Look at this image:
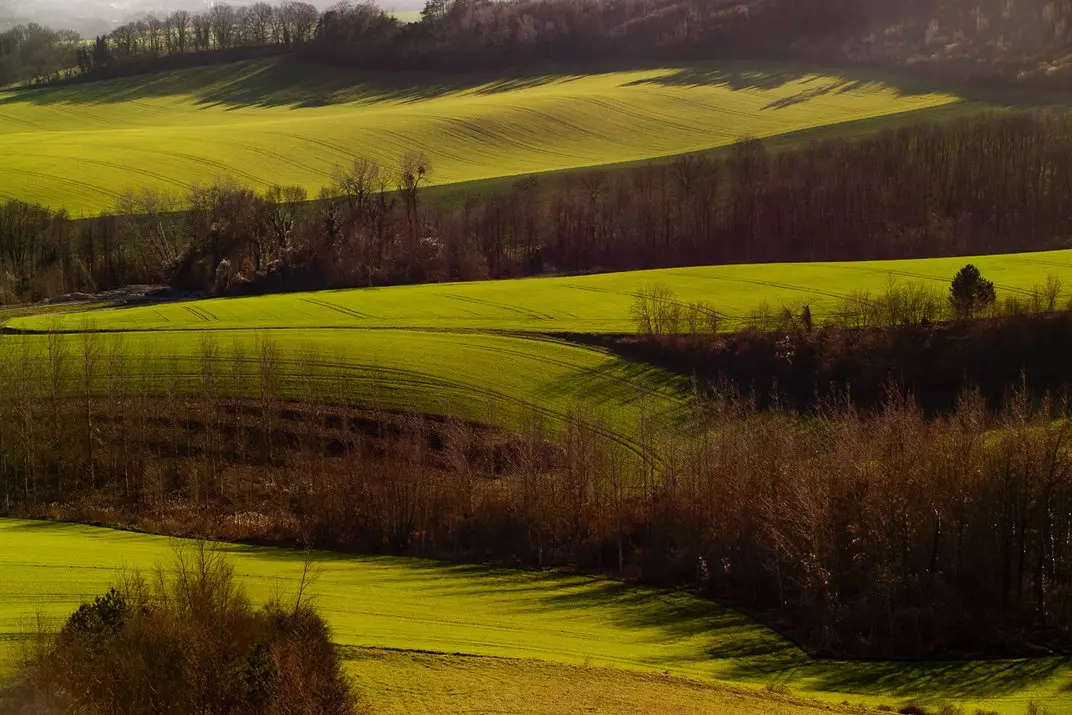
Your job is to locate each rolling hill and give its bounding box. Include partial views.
[0,57,967,214]
[13,247,1072,335]
[1,518,1068,714]
[5,249,1069,450]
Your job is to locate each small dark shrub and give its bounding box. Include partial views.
[3,543,362,715]
[950,264,996,319]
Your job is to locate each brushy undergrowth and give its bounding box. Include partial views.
[0,543,361,715]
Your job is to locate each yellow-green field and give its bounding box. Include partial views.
[6,249,1069,445]
[15,248,1071,334]
[0,57,968,213]
[1,519,1068,714]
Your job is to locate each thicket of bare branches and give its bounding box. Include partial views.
[2,543,359,715]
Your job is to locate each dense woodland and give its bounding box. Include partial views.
[8,0,1072,87]
[3,112,1071,304]
[4,319,1072,657]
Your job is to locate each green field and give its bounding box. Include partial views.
[0,57,967,214]
[6,249,1069,443]
[0,518,1068,713]
[0,328,687,448]
[14,248,1072,335]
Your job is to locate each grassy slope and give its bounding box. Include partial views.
[0,57,963,214]
[17,248,1072,334]
[0,518,1068,713]
[349,649,872,715]
[0,329,687,444]
[8,249,1069,441]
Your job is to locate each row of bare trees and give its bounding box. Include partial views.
[5,328,1072,657]
[74,1,319,78]
[57,0,1072,84]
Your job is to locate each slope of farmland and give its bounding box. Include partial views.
[14,248,1072,334]
[0,328,687,444]
[0,518,1068,714]
[0,57,967,213]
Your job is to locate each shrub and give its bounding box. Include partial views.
[4,543,361,715]
[950,264,996,319]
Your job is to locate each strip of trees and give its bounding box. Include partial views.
[15,0,1072,87]
[0,23,82,86]
[5,325,1072,657]
[4,112,1072,305]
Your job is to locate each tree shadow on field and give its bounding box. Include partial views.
[621,63,949,111]
[538,356,691,420]
[622,62,1072,111]
[0,56,581,110]
[784,657,1071,701]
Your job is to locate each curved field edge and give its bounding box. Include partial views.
[0,57,964,213]
[0,329,688,446]
[17,248,1072,334]
[0,518,1068,714]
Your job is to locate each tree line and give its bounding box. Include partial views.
[4,112,1072,304]
[5,327,1072,657]
[15,0,1072,87]
[0,23,81,86]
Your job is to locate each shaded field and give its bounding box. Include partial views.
[1,518,1069,713]
[14,248,1072,334]
[0,57,965,213]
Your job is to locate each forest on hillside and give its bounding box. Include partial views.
[5,0,1072,87]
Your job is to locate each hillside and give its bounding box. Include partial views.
[1,518,1066,714]
[0,57,965,213]
[5,249,1069,450]
[14,248,1072,334]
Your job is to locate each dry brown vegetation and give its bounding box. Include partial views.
[1,543,359,715]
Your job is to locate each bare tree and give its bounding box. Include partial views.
[209,4,237,50]
[248,2,276,45]
[167,10,191,55]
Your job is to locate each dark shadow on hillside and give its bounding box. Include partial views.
[538,355,690,411]
[621,64,940,103]
[623,63,1072,110]
[715,654,1072,700]
[0,56,582,110]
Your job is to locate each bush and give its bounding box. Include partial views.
[950,264,997,319]
[3,543,361,715]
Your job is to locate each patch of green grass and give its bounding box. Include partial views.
[0,518,1069,713]
[0,57,965,214]
[16,248,1072,334]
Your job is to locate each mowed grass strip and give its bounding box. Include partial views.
[1,518,1069,714]
[16,248,1072,334]
[346,648,868,715]
[0,57,963,213]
